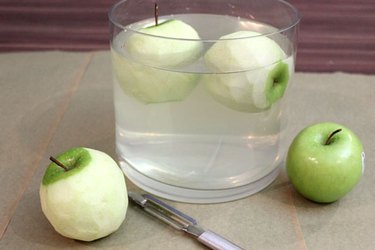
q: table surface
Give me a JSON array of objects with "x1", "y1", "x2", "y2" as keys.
[{"x1": 1, "y1": 51, "x2": 374, "y2": 249}]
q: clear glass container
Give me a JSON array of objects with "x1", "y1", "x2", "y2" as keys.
[{"x1": 109, "y1": 0, "x2": 300, "y2": 203}]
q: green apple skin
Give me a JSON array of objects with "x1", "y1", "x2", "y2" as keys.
[
  {"x1": 252, "y1": 58, "x2": 293, "y2": 110},
  {"x1": 286, "y1": 123, "x2": 364, "y2": 203},
  {"x1": 126, "y1": 19, "x2": 203, "y2": 67},
  {"x1": 40, "y1": 147, "x2": 128, "y2": 241},
  {"x1": 203, "y1": 31, "x2": 292, "y2": 112}
]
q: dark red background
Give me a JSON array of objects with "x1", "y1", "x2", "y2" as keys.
[{"x1": 1, "y1": 0, "x2": 374, "y2": 74}]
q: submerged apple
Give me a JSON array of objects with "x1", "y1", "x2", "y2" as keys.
[
  {"x1": 203, "y1": 31, "x2": 293, "y2": 112},
  {"x1": 111, "y1": 5, "x2": 203, "y2": 104},
  {"x1": 286, "y1": 123, "x2": 364, "y2": 203},
  {"x1": 40, "y1": 147, "x2": 128, "y2": 241},
  {"x1": 112, "y1": 19, "x2": 202, "y2": 104}
]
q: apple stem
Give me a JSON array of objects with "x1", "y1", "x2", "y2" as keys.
[
  {"x1": 49, "y1": 156, "x2": 68, "y2": 172},
  {"x1": 154, "y1": 3, "x2": 159, "y2": 26},
  {"x1": 325, "y1": 128, "x2": 342, "y2": 145}
]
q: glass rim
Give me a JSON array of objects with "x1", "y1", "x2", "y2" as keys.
[{"x1": 108, "y1": 0, "x2": 301, "y2": 42}]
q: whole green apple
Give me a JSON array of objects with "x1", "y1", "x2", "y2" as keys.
[
  {"x1": 286, "y1": 122, "x2": 364, "y2": 203},
  {"x1": 40, "y1": 147, "x2": 128, "y2": 241}
]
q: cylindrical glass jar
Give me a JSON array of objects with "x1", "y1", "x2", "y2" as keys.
[{"x1": 109, "y1": 0, "x2": 300, "y2": 203}]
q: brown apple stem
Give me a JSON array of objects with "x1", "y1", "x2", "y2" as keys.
[
  {"x1": 49, "y1": 156, "x2": 68, "y2": 171},
  {"x1": 154, "y1": 3, "x2": 159, "y2": 26},
  {"x1": 325, "y1": 128, "x2": 342, "y2": 145}
]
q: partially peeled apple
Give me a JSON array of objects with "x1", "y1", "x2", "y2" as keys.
[
  {"x1": 39, "y1": 148, "x2": 128, "y2": 241},
  {"x1": 203, "y1": 31, "x2": 293, "y2": 112},
  {"x1": 112, "y1": 17, "x2": 202, "y2": 104}
]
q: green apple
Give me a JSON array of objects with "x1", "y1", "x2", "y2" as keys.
[
  {"x1": 40, "y1": 147, "x2": 128, "y2": 241},
  {"x1": 126, "y1": 19, "x2": 202, "y2": 67},
  {"x1": 112, "y1": 19, "x2": 202, "y2": 104},
  {"x1": 286, "y1": 122, "x2": 364, "y2": 203},
  {"x1": 203, "y1": 31, "x2": 293, "y2": 112}
]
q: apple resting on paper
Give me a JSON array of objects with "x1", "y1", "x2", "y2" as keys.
[
  {"x1": 40, "y1": 148, "x2": 128, "y2": 241},
  {"x1": 286, "y1": 123, "x2": 365, "y2": 203},
  {"x1": 112, "y1": 19, "x2": 202, "y2": 104},
  {"x1": 203, "y1": 31, "x2": 293, "y2": 112}
]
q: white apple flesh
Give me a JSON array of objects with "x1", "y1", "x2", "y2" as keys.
[
  {"x1": 126, "y1": 19, "x2": 202, "y2": 67},
  {"x1": 204, "y1": 31, "x2": 286, "y2": 72},
  {"x1": 112, "y1": 49, "x2": 199, "y2": 104},
  {"x1": 40, "y1": 148, "x2": 128, "y2": 241},
  {"x1": 286, "y1": 123, "x2": 364, "y2": 203},
  {"x1": 112, "y1": 19, "x2": 202, "y2": 104}
]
